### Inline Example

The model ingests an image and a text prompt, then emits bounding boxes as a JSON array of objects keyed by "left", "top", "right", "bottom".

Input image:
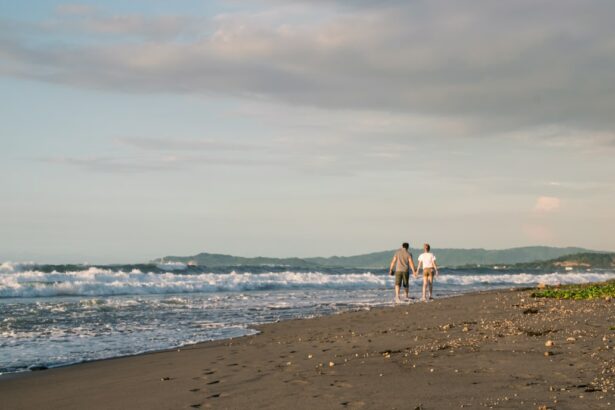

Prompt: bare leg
[
  {"left": 394, "top": 285, "right": 400, "bottom": 302},
  {"left": 421, "top": 276, "right": 427, "bottom": 301},
  {"left": 404, "top": 286, "right": 409, "bottom": 299},
  {"left": 428, "top": 276, "right": 434, "bottom": 299}
]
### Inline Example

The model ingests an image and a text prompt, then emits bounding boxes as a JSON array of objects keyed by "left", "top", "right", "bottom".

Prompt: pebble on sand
[{"left": 545, "top": 340, "right": 555, "bottom": 347}]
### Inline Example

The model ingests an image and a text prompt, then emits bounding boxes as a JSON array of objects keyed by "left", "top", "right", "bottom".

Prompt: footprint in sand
[
  {"left": 189, "top": 388, "right": 201, "bottom": 392},
  {"left": 203, "top": 370, "right": 216, "bottom": 375},
  {"left": 207, "top": 380, "right": 220, "bottom": 385},
  {"left": 341, "top": 400, "right": 365, "bottom": 408},
  {"left": 286, "top": 379, "right": 309, "bottom": 385},
  {"left": 207, "top": 393, "right": 221, "bottom": 399}
]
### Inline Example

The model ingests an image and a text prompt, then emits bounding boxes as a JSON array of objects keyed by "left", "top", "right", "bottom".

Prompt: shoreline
[
  {"left": 0, "top": 289, "right": 485, "bottom": 378},
  {"left": 1, "top": 288, "right": 613, "bottom": 409}
]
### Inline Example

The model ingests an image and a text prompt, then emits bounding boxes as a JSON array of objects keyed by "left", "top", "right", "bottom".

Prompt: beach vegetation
[{"left": 531, "top": 281, "right": 615, "bottom": 300}]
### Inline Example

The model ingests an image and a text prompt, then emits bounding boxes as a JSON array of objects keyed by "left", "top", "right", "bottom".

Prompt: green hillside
[
  {"left": 514, "top": 252, "right": 615, "bottom": 269},
  {"left": 154, "top": 246, "right": 595, "bottom": 268},
  {"left": 307, "top": 246, "right": 592, "bottom": 268},
  {"left": 154, "top": 252, "right": 317, "bottom": 267}
]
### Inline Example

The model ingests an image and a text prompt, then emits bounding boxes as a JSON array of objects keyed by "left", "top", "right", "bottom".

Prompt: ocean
[{"left": 1, "top": 261, "right": 614, "bottom": 375}]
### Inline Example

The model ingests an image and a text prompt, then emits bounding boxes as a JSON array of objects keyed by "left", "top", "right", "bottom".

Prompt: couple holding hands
[{"left": 389, "top": 242, "right": 439, "bottom": 303}]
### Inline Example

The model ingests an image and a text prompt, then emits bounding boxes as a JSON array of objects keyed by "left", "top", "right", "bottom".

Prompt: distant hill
[
  {"left": 154, "top": 252, "right": 317, "bottom": 268},
  {"left": 306, "top": 246, "right": 592, "bottom": 268},
  {"left": 154, "top": 246, "right": 595, "bottom": 268},
  {"left": 512, "top": 252, "right": 615, "bottom": 269}
]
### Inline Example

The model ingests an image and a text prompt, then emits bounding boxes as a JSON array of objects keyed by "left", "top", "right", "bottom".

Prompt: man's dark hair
[
  {"left": 424, "top": 243, "right": 431, "bottom": 252},
  {"left": 402, "top": 242, "right": 409, "bottom": 249}
]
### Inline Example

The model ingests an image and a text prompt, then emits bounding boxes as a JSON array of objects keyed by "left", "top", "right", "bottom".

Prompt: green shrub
[{"left": 531, "top": 281, "right": 615, "bottom": 300}]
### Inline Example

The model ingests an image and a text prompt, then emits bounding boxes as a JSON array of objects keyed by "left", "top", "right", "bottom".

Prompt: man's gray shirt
[{"left": 394, "top": 248, "right": 412, "bottom": 273}]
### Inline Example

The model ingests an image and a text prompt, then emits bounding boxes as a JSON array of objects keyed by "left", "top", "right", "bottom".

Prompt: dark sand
[{"left": 1, "top": 289, "right": 613, "bottom": 409}]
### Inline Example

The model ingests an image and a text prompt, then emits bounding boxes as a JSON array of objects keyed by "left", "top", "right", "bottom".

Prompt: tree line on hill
[{"left": 154, "top": 246, "right": 614, "bottom": 269}]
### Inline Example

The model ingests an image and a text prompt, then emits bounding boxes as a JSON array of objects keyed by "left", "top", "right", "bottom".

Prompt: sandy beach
[{"left": 1, "top": 288, "right": 613, "bottom": 410}]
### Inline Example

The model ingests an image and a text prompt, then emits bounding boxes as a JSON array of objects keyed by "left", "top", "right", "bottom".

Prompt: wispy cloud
[
  {"left": 117, "top": 137, "right": 262, "bottom": 152},
  {"left": 39, "top": 156, "right": 183, "bottom": 173},
  {"left": 55, "top": 4, "right": 98, "bottom": 16},
  {"left": 534, "top": 196, "right": 561, "bottom": 213},
  {"left": 2, "top": 1, "right": 615, "bottom": 142}
]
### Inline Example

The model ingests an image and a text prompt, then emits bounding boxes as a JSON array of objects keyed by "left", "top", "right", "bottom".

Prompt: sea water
[{"left": 1, "top": 261, "right": 614, "bottom": 375}]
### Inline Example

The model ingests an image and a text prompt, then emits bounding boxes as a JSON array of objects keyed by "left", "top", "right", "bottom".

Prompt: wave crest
[
  {"left": 0, "top": 269, "right": 385, "bottom": 298},
  {"left": 2, "top": 266, "right": 614, "bottom": 299}
]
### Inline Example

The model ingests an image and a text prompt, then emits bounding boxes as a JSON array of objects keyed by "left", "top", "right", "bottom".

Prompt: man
[
  {"left": 388, "top": 242, "right": 417, "bottom": 303},
  {"left": 417, "top": 243, "right": 439, "bottom": 301}
]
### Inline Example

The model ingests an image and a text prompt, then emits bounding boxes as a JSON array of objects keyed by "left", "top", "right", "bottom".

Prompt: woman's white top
[{"left": 418, "top": 252, "right": 436, "bottom": 269}]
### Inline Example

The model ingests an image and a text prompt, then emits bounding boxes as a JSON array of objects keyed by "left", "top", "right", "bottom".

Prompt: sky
[{"left": 1, "top": 0, "right": 614, "bottom": 263}]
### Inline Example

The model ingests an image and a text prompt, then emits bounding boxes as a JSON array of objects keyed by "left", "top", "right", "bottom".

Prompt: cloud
[
  {"left": 83, "top": 16, "right": 193, "bottom": 38},
  {"left": 38, "top": 151, "right": 295, "bottom": 173},
  {"left": 39, "top": 156, "right": 183, "bottom": 173},
  {"left": 55, "top": 4, "right": 98, "bottom": 16},
  {"left": 117, "top": 137, "right": 261, "bottom": 152},
  {"left": 2, "top": 1, "right": 615, "bottom": 140},
  {"left": 501, "top": 126, "right": 615, "bottom": 153},
  {"left": 534, "top": 196, "right": 561, "bottom": 213}
]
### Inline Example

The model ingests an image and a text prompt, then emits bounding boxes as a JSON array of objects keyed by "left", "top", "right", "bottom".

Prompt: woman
[{"left": 416, "top": 243, "right": 439, "bottom": 301}]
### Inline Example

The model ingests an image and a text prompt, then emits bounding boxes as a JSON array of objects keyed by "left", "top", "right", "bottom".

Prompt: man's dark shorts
[{"left": 394, "top": 271, "right": 409, "bottom": 288}]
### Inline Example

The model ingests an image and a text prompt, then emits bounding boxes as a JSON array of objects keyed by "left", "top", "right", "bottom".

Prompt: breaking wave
[
  {"left": 437, "top": 271, "right": 615, "bottom": 286},
  {"left": 0, "top": 268, "right": 385, "bottom": 298},
  {"left": 1, "top": 263, "right": 613, "bottom": 298}
]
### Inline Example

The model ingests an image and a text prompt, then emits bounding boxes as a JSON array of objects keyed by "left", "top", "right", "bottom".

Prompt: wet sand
[{"left": 1, "top": 289, "right": 613, "bottom": 409}]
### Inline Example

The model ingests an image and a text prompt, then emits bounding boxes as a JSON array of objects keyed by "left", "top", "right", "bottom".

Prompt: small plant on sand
[{"left": 531, "top": 281, "right": 615, "bottom": 300}]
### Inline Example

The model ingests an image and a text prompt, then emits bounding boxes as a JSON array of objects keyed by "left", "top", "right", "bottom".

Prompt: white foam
[
  {"left": 1, "top": 265, "right": 614, "bottom": 299},
  {"left": 437, "top": 271, "right": 615, "bottom": 286},
  {"left": 0, "top": 261, "right": 38, "bottom": 273},
  {"left": 0, "top": 269, "right": 386, "bottom": 298}
]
